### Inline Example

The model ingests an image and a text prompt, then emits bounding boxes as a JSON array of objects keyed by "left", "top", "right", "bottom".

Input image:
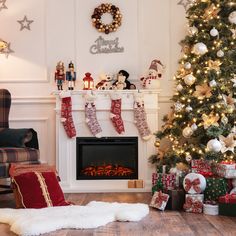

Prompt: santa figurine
[
  {"left": 66, "top": 61, "right": 76, "bottom": 90},
  {"left": 140, "top": 59, "right": 165, "bottom": 89},
  {"left": 55, "top": 61, "right": 65, "bottom": 90}
]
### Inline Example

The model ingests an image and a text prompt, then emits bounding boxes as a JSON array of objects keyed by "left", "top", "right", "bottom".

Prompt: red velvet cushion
[{"left": 12, "top": 171, "right": 71, "bottom": 208}]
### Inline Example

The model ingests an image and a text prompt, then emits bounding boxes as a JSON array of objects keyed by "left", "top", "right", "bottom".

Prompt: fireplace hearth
[{"left": 76, "top": 137, "right": 138, "bottom": 180}]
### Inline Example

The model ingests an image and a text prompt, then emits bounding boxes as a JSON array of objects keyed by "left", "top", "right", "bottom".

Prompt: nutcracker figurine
[
  {"left": 55, "top": 61, "right": 65, "bottom": 90},
  {"left": 66, "top": 61, "right": 76, "bottom": 90}
]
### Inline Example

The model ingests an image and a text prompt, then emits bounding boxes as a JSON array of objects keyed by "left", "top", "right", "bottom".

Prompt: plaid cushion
[
  {"left": 0, "top": 160, "right": 40, "bottom": 178},
  {"left": 0, "top": 148, "right": 39, "bottom": 164},
  {"left": 0, "top": 89, "right": 11, "bottom": 128},
  {"left": 0, "top": 147, "right": 39, "bottom": 178}
]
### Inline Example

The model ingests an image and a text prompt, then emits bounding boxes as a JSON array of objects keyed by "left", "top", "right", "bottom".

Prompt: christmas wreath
[{"left": 91, "top": 3, "right": 122, "bottom": 34}]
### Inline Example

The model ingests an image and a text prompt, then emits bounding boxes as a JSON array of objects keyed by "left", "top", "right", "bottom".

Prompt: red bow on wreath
[
  {"left": 154, "top": 191, "right": 168, "bottom": 208},
  {"left": 183, "top": 196, "right": 203, "bottom": 213},
  {"left": 185, "top": 178, "right": 201, "bottom": 193}
]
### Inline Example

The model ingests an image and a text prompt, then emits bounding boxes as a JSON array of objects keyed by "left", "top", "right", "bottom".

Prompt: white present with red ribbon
[
  {"left": 183, "top": 194, "right": 204, "bottom": 213},
  {"left": 150, "top": 191, "right": 170, "bottom": 211},
  {"left": 183, "top": 173, "right": 206, "bottom": 194},
  {"left": 216, "top": 163, "right": 236, "bottom": 179}
]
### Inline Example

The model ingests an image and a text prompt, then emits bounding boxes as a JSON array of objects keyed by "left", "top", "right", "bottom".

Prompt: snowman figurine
[{"left": 140, "top": 59, "right": 165, "bottom": 90}]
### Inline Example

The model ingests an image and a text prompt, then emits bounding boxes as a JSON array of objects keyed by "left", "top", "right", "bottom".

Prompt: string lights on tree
[{"left": 149, "top": 0, "right": 236, "bottom": 172}]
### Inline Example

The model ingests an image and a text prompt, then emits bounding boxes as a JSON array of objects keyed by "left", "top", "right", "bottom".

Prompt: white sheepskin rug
[{"left": 0, "top": 201, "right": 149, "bottom": 236}]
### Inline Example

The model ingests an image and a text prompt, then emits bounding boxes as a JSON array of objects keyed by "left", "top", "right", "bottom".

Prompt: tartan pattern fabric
[
  {"left": 0, "top": 89, "right": 40, "bottom": 180},
  {"left": 0, "top": 148, "right": 40, "bottom": 178},
  {"left": 0, "top": 89, "right": 11, "bottom": 128}
]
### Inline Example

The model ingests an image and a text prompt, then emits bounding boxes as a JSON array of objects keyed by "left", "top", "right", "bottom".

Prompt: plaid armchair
[{"left": 0, "top": 89, "right": 40, "bottom": 194}]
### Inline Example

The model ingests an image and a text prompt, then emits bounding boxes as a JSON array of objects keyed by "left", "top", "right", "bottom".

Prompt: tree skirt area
[{"left": 0, "top": 201, "right": 149, "bottom": 236}]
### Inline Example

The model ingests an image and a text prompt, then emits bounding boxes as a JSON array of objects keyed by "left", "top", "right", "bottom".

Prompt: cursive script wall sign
[{"left": 90, "top": 36, "right": 124, "bottom": 54}]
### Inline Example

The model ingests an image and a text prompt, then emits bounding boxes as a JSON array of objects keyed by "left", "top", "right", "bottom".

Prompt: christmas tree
[{"left": 150, "top": 0, "right": 236, "bottom": 172}]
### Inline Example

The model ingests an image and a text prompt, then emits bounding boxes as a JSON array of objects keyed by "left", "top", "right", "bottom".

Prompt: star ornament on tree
[
  {"left": 193, "top": 83, "right": 212, "bottom": 100},
  {"left": 207, "top": 60, "right": 222, "bottom": 72},
  {"left": 17, "top": 15, "right": 34, "bottom": 31},
  {"left": 202, "top": 113, "right": 220, "bottom": 129},
  {"left": 219, "top": 134, "right": 236, "bottom": 153},
  {"left": 203, "top": 4, "right": 220, "bottom": 20},
  {"left": 0, "top": 0, "right": 7, "bottom": 11}
]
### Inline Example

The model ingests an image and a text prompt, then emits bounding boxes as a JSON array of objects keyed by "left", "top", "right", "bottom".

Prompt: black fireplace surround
[{"left": 76, "top": 137, "right": 138, "bottom": 180}]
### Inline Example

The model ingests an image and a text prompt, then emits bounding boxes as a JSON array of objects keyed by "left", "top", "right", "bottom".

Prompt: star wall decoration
[
  {"left": 177, "top": 0, "right": 193, "bottom": 11},
  {"left": 17, "top": 15, "right": 34, "bottom": 31},
  {"left": 0, "top": 0, "right": 7, "bottom": 11},
  {"left": 0, "top": 42, "right": 14, "bottom": 58}
]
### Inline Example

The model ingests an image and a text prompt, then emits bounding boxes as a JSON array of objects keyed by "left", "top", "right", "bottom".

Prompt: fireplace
[{"left": 76, "top": 137, "right": 138, "bottom": 180}]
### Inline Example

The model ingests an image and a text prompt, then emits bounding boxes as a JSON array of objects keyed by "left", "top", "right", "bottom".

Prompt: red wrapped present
[
  {"left": 191, "top": 159, "right": 212, "bottom": 176},
  {"left": 183, "top": 194, "right": 204, "bottom": 213},
  {"left": 219, "top": 193, "right": 236, "bottom": 204},
  {"left": 152, "top": 173, "right": 176, "bottom": 190},
  {"left": 150, "top": 191, "right": 169, "bottom": 211}
]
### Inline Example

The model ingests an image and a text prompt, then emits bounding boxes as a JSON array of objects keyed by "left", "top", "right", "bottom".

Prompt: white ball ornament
[
  {"left": 183, "top": 127, "right": 194, "bottom": 138},
  {"left": 192, "top": 42, "right": 208, "bottom": 55},
  {"left": 176, "top": 84, "right": 183, "bottom": 91},
  {"left": 229, "top": 11, "right": 236, "bottom": 24},
  {"left": 210, "top": 27, "right": 219, "bottom": 37},
  {"left": 186, "top": 154, "right": 192, "bottom": 162},
  {"left": 209, "top": 80, "right": 217, "bottom": 87},
  {"left": 191, "top": 123, "right": 198, "bottom": 131},
  {"left": 207, "top": 138, "right": 222, "bottom": 152},
  {"left": 217, "top": 50, "right": 224, "bottom": 58},
  {"left": 184, "top": 74, "right": 196, "bottom": 86},
  {"left": 184, "top": 62, "right": 192, "bottom": 70},
  {"left": 186, "top": 105, "right": 193, "bottom": 112},
  {"left": 188, "top": 26, "right": 198, "bottom": 36}
]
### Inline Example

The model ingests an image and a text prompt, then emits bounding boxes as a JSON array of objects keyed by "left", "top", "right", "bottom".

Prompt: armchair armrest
[{"left": 0, "top": 128, "right": 39, "bottom": 149}]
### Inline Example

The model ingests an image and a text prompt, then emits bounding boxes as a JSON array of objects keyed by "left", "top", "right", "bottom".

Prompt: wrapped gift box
[
  {"left": 218, "top": 194, "right": 236, "bottom": 217},
  {"left": 152, "top": 173, "right": 176, "bottom": 190},
  {"left": 183, "top": 173, "right": 206, "bottom": 194},
  {"left": 204, "top": 177, "right": 227, "bottom": 202},
  {"left": 191, "top": 159, "right": 212, "bottom": 176},
  {"left": 165, "top": 189, "right": 185, "bottom": 210},
  {"left": 150, "top": 191, "right": 170, "bottom": 211},
  {"left": 203, "top": 204, "right": 219, "bottom": 215},
  {"left": 216, "top": 163, "right": 236, "bottom": 179},
  {"left": 183, "top": 194, "right": 204, "bottom": 213}
]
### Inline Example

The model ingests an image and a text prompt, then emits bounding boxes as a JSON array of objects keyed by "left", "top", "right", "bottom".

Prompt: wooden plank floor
[{"left": 1, "top": 193, "right": 236, "bottom": 236}]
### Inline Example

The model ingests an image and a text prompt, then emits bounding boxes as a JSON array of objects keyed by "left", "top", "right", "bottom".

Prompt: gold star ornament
[
  {"left": 207, "top": 60, "right": 222, "bottom": 72},
  {"left": 203, "top": 4, "right": 220, "bottom": 20},
  {"left": 202, "top": 113, "right": 220, "bottom": 129},
  {"left": 193, "top": 83, "right": 212, "bottom": 100},
  {"left": 219, "top": 134, "right": 236, "bottom": 153}
]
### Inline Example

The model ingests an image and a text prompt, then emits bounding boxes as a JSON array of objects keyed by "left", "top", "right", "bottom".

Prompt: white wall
[{"left": 0, "top": 0, "right": 187, "bottom": 165}]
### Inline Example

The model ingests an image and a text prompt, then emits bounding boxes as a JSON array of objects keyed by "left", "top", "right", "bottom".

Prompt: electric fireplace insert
[{"left": 76, "top": 137, "right": 138, "bottom": 180}]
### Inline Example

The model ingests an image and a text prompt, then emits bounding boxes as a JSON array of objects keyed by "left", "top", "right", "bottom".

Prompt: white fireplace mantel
[{"left": 55, "top": 90, "right": 160, "bottom": 192}]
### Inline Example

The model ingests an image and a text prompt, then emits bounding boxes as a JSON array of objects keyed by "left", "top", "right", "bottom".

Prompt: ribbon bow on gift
[
  {"left": 154, "top": 191, "right": 168, "bottom": 208},
  {"left": 185, "top": 178, "right": 201, "bottom": 193},
  {"left": 183, "top": 196, "right": 203, "bottom": 213}
]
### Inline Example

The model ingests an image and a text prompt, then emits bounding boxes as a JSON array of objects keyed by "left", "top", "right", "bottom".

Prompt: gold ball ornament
[
  {"left": 184, "top": 74, "right": 196, "bottom": 86},
  {"left": 182, "top": 127, "right": 193, "bottom": 138}
]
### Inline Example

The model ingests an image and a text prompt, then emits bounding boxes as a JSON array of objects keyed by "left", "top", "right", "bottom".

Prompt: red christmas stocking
[
  {"left": 134, "top": 93, "right": 152, "bottom": 140},
  {"left": 110, "top": 93, "right": 125, "bottom": 134},
  {"left": 60, "top": 92, "right": 76, "bottom": 138}
]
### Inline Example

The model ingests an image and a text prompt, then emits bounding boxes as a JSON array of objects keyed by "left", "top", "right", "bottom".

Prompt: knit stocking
[
  {"left": 110, "top": 93, "right": 125, "bottom": 134},
  {"left": 84, "top": 95, "right": 102, "bottom": 138},
  {"left": 60, "top": 92, "right": 76, "bottom": 138},
  {"left": 133, "top": 93, "right": 152, "bottom": 141}
]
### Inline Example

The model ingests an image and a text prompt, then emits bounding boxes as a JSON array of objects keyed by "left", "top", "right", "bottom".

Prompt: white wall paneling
[{"left": 0, "top": 0, "right": 187, "bottom": 184}]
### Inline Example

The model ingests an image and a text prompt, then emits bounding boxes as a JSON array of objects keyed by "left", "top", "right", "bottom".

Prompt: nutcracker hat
[
  {"left": 68, "top": 61, "right": 74, "bottom": 69},
  {"left": 118, "top": 70, "right": 129, "bottom": 79},
  {"left": 149, "top": 60, "right": 164, "bottom": 71}
]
